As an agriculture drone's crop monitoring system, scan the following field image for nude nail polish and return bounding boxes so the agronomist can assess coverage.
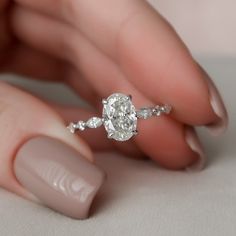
[14,136,106,219]
[205,76,229,136]
[185,127,206,171]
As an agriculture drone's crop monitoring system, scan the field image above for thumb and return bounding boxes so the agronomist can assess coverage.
[0,82,105,219]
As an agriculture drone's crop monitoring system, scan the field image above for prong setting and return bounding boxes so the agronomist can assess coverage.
[102,99,108,105]
[133,130,138,135]
[107,133,113,139]
[67,93,172,141]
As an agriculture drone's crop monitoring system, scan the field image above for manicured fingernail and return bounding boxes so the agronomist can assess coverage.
[14,136,105,219]
[203,71,228,136]
[185,127,205,171]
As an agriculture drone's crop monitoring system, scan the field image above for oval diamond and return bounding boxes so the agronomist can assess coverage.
[102,93,137,141]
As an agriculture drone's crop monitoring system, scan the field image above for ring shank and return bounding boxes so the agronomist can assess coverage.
[68,104,172,133]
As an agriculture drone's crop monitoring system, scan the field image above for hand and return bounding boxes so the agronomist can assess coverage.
[0,0,228,219]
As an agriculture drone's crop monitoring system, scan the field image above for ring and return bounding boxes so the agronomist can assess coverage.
[67,93,172,142]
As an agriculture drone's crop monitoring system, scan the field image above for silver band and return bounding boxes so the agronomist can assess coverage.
[67,93,172,142]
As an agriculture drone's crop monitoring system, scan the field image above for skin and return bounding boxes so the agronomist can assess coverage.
[0,0,223,201]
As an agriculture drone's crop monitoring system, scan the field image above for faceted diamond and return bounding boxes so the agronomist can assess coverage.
[76,121,86,131]
[136,107,153,119]
[86,117,103,128]
[163,104,172,114]
[67,122,76,133]
[153,105,172,116]
[153,105,161,116]
[102,93,137,141]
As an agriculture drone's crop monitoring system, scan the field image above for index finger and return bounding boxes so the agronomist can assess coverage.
[15,0,228,133]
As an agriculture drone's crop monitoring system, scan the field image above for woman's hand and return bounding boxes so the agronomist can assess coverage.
[0,0,228,219]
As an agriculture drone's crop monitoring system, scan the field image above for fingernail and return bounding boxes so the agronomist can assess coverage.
[203,70,228,136]
[14,136,106,219]
[185,127,206,171]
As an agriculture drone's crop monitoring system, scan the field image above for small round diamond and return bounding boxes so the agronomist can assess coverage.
[76,121,86,131]
[102,93,137,141]
[67,123,76,133]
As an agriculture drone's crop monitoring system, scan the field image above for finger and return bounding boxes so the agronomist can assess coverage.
[15,0,228,131]
[1,42,103,107]
[1,40,145,160]
[1,44,66,81]
[53,104,113,151]
[58,104,204,170]
[0,81,105,219]
[11,6,204,170]
[0,15,10,52]
[0,37,144,160]
[53,103,145,159]
[0,0,11,52]
[1,40,140,158]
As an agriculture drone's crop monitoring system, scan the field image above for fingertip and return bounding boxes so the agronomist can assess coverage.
[199,68,229,136]
[0,82,103,218]
[134,117,200,170]
[184,126,206,172]
[14,135,105,219]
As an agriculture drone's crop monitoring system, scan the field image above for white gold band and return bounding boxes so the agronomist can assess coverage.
[67,93,172,142]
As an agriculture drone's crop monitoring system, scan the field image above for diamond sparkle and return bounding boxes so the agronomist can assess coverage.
[136,107,153,119]
[86,117,103,128]
[102,93,137,141]
[67,93,172,141]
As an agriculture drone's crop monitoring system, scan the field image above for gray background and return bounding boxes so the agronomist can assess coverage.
[0,1,236,236]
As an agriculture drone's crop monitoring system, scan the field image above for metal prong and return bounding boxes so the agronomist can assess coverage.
[133,130,138,135]
[128,94,132,100]
[102,99,107,105]
[107,133,114,139]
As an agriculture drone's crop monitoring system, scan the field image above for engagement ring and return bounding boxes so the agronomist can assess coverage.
[67,93,172,141]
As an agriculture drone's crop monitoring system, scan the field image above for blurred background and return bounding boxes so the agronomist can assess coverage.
[150,0,235,57]
[0,1,236,236]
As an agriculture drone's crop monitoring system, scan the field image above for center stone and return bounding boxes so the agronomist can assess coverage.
[102,93,137,141]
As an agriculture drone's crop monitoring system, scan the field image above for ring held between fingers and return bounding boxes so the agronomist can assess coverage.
[0,81,105,219]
